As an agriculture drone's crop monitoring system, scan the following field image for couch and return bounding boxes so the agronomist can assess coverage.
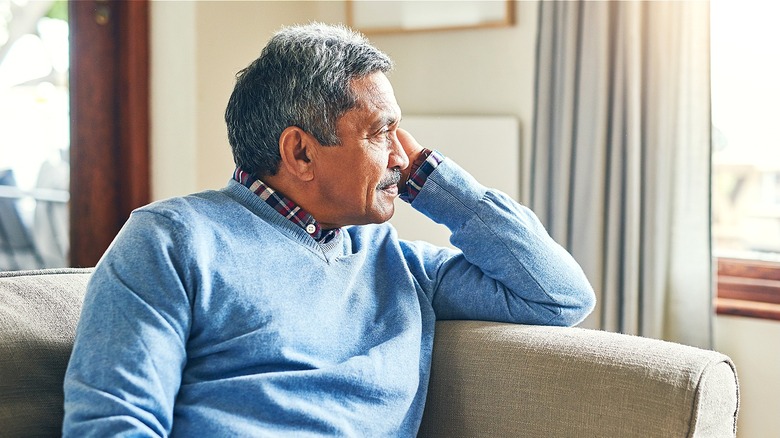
[1,268,739,437]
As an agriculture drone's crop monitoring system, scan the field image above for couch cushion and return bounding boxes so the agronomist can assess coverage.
[0,268,92,437]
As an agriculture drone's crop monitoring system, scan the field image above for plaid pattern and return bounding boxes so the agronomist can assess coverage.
[233,168,339,244]
[400,149,444,203]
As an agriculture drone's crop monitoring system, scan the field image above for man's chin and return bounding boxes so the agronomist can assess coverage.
[368,202,396,225]
[368,189,398,223]
[334,198,397,227]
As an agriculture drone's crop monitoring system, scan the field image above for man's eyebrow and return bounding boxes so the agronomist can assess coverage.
[384,114,403,128]
[370,114,401,132]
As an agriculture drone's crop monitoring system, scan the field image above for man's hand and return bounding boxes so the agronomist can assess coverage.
[396,128,425,191]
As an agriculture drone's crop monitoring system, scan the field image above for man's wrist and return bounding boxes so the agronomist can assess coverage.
[399,149,443,203]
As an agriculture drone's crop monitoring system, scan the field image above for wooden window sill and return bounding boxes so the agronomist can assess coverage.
[716,257,780,321]
[716,298,780,321]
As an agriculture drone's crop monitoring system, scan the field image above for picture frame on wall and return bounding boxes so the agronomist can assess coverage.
[346,0,515,34]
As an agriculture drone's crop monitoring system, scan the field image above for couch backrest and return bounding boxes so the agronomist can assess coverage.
[0,268,92,437]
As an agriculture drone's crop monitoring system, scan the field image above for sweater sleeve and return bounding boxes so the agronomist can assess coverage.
[403,157,596,326]
[63,210,192,437]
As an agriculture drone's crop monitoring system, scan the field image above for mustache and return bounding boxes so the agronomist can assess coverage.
[377,168,402,189]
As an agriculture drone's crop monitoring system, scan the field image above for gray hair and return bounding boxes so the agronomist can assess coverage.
[225,22,393,178]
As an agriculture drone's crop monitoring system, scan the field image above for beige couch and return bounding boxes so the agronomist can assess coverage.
[1,268,739,437]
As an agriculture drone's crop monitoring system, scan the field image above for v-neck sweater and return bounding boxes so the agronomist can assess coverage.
[63,158,595,437]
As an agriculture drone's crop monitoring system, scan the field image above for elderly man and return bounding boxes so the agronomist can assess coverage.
[63,23,594,436]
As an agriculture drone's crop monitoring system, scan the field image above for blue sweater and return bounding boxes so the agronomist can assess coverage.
[63,158,594,437]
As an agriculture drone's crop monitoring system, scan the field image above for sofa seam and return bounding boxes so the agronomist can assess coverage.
[0,268,94,279]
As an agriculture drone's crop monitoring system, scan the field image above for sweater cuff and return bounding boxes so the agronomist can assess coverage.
[409,158,488,232]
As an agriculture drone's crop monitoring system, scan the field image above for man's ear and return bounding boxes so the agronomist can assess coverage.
[278,126,315,182]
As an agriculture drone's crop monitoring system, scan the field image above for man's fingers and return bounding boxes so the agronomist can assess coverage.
[396,128,424,165]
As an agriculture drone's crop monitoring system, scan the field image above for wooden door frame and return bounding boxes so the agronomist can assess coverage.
[69,0,150,267]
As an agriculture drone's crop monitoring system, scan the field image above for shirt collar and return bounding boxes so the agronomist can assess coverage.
[233,168,339,244]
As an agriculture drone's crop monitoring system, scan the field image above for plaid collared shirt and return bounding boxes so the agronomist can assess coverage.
[233,149,442,244]
[233,168,340,244]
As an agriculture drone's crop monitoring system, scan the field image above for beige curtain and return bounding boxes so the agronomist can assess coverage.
[530,1,712,348]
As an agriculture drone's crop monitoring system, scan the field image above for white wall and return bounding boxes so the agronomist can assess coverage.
[150,0,198,200]
[715,316,780,437]
[150,1,779,435]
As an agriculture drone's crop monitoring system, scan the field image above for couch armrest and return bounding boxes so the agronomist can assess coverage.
[419,321,739,438]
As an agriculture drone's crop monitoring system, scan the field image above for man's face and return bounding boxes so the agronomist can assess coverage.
[311,72,409,229]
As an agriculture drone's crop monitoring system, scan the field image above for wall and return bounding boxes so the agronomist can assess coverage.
[150,1,779,435]
[715,316,780,436]
[150,0,198,200]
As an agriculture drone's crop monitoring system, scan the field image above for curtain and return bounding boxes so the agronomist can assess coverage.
[530,1,712,348]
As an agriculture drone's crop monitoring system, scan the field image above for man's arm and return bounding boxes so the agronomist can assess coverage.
[63,211,191,436]
[397,129,595,326]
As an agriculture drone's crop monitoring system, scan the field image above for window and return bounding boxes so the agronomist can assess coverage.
[0,0,70,270]
[0,1,149,269]
[711,0,780,320]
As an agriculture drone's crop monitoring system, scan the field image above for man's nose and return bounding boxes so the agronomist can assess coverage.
[388,131,410,170]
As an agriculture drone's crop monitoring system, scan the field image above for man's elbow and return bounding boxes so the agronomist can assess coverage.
[550,284,596,327]
[569,284,597,325]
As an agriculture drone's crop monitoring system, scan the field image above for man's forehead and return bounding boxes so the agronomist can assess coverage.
[350,74,401,121]
[351,72,394,100]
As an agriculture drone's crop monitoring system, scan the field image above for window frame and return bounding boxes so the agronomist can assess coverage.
[716,257,780,320]
[69,0,150,267]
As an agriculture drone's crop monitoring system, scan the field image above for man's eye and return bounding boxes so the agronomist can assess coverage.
[372,128,392,141]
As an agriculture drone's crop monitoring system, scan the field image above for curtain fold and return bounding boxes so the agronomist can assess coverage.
[531,0,712,348]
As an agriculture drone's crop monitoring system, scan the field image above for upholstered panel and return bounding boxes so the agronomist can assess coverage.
[0,269,92,437]
[419,320,739,438]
